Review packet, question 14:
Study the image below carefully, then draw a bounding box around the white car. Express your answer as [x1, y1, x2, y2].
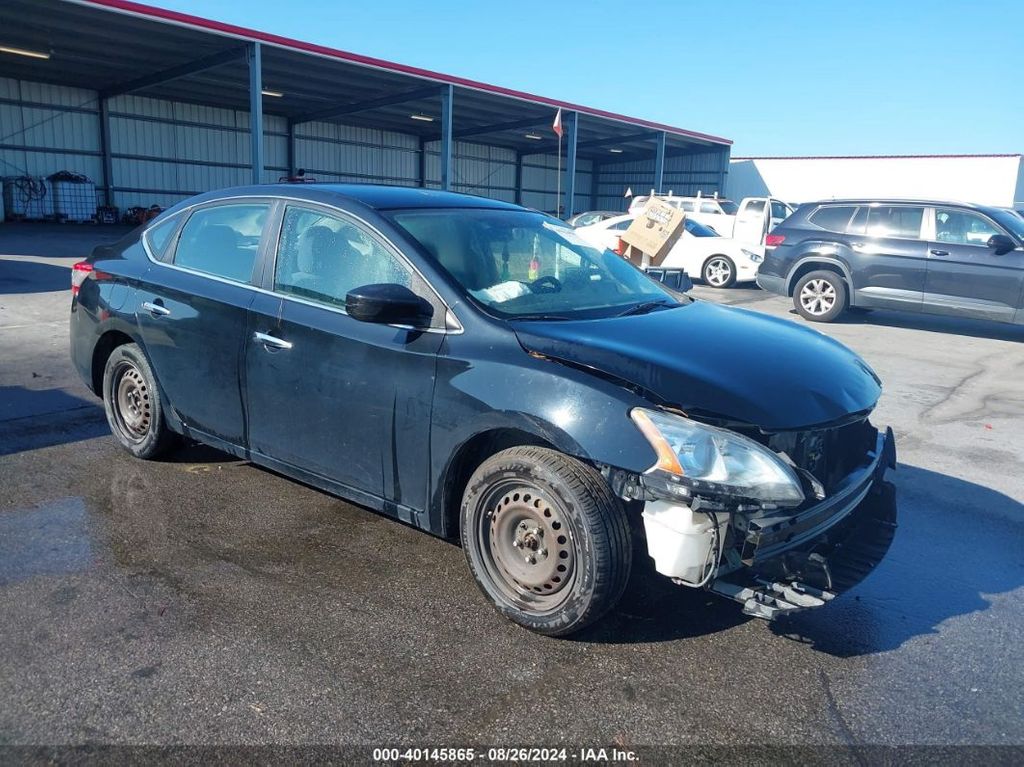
[627, 194, 794, 245]
[575, 214, 764, 288]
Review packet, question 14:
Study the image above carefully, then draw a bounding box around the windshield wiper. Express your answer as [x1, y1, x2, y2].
[513, 313, 576, 321]
[615, 300, 673, 317]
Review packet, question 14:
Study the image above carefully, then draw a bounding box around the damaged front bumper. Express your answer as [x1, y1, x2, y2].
[710, 427, 898, 619]
[633, 426, 898, 620]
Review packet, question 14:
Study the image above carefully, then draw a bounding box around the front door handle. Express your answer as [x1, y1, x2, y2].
[930, 249, 949, 256]
[141, 301, 170, 317]
[850, 242, 867, 251]
[253, 331, 293, 351]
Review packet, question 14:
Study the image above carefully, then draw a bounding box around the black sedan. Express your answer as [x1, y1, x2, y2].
[70, 184, 897, 636]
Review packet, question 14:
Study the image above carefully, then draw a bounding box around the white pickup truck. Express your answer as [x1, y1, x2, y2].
[628, 193, 795, 245]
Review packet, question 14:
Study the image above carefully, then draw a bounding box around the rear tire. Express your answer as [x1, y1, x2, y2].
[793, 270, 847, 322]
[702, 255, 737, 288]
[460, 446, 632, 637]
[102, 343, 178, 459]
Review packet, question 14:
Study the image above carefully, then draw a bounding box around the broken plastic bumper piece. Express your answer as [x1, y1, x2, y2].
[711, 428, 898, 620]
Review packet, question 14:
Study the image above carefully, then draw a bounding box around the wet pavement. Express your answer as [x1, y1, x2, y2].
[1, 225, 1022, 747]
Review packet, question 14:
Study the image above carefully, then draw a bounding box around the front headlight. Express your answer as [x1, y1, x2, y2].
[631, 408, 804, 507]
[741, 248, 763, 263]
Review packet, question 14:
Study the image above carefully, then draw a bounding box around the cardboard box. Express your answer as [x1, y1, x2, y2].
[620, 198, 687, 267]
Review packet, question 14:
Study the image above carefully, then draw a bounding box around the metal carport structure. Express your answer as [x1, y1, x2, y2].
[0, 0, 732, 217]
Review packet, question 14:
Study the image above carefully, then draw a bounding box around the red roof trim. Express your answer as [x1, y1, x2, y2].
[77, 0, 732, 146]
[731, 153, 1022, 161]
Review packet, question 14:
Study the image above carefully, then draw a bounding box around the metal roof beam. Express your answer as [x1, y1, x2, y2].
[526, 130, 659, 155]
[99, 46, 248, 99]
[291, 85, 443, 126]
[450, 116, 550, 140]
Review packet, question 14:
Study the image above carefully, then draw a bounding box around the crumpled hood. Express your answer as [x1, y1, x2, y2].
[512, 301, 881, 431]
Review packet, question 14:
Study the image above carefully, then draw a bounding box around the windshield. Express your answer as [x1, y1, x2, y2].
[991, 209, 1024, 241]
[717, 200, 739, 215]
[685, 218, 719, 237]
[387, 208, 682, 319]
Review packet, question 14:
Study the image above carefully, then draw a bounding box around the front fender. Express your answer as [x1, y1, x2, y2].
[427, 348, 658, 535]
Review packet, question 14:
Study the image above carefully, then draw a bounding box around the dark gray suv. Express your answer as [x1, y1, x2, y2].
[756, 200, 1024, 323]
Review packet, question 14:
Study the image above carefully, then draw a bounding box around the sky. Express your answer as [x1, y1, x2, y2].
[149, 0, 1023, 157]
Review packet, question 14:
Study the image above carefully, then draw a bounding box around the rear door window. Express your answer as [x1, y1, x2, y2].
[173, 203, 269, 282]
[700, 202, 721, 214]
[809, 206, 858, 233]
[865, 206, 924, 239]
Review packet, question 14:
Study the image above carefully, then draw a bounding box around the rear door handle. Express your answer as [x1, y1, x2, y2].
[930, 249, 949, 256]
[141, 301, 170, 317]
[851, 242, 867, 251]
[253, 331, 293, 351]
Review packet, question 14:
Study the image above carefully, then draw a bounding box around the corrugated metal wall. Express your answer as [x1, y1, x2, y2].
[2, 74, 716, 218]
[0, 78, 103, 186]
[520, 153, 593, 215]
[594, 147, 729, 211]
[108, 93, 288, 208]
[296, 121, 418, 186]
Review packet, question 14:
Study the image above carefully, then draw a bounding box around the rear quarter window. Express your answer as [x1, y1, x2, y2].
[808, 206, 858, 233]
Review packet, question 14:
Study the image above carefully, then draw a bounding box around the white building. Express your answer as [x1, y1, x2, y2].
[726, 154, 1024, 208]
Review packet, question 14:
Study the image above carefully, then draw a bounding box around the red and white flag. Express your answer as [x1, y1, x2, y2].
[552, 108, 563, 138]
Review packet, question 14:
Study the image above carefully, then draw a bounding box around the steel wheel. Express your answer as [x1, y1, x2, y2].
[460, 446, 632, 636]
[477, 480, 576, 613]
[101, 342, 178, 459]
[799, 278, 837, 316]
[110, 360, 152, 442]
[703, 256, 735, 288]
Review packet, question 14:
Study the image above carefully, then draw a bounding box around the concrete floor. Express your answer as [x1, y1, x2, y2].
[1, 223, 1022, 748]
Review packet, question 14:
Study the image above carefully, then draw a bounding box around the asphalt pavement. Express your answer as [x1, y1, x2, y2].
[1, 224, 1022, 750]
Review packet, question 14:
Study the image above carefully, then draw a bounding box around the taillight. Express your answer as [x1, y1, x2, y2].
[71, 261, 93, 295]
[765, 234, 786, 247]
[614, 237, 625, 255]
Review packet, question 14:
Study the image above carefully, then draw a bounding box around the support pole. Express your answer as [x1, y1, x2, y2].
[654, 131, 666, 194]
[418, 137, 427, 188]
[514, 151, 523, 206]
[99, 98, 114, 206]
[248, 42, 263, 185]
[563, 111, 578, 219]
[439, 84, 453, 191]
[286, 120, 295, 179]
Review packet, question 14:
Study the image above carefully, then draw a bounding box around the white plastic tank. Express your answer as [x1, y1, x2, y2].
[49, 174, 97, 222]
[642, 501, 729, 585]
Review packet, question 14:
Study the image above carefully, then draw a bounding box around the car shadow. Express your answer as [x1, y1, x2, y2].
[576, 463, 1022, 652]
[769, 463, 1022, 656]
[0, 259, 72, 294]
[0, 386, 108, 456]
[789, 306, 1024, 343]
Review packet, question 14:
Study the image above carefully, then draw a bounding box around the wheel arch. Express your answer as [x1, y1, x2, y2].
[90, 329, 137, 395]
[786, 256, 854, 299]
[438, 426, 564, 540]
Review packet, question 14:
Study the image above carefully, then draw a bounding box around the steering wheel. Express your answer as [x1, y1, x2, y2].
[530, 275, 562, 294]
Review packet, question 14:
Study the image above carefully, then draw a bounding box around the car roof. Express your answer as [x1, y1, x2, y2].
[807, 198, 998, 212]
[180, 183, 522, 212]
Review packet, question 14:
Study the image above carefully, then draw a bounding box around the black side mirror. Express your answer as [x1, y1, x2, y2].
[988, 234, 1016, 255]
[346, 283, 433, 326]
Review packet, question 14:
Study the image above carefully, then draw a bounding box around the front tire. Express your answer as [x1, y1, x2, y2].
[702, 255, 737, 288]
[793, 270, 848, 322]
[460, 446, 632, 636]
[102, 343, 178, 459]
